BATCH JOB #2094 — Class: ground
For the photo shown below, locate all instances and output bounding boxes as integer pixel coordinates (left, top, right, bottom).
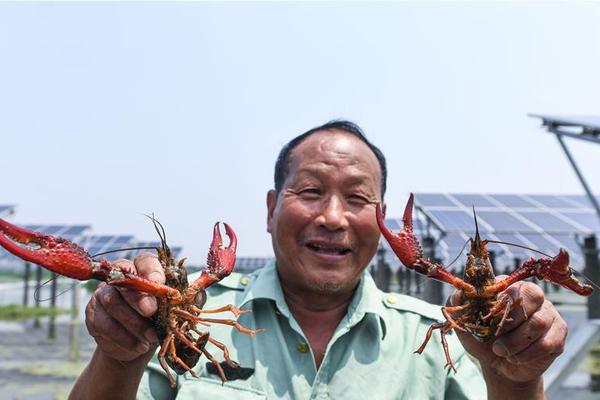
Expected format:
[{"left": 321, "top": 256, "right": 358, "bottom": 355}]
[{"left": 0, "top": 317, "right": 95, "bottom": 400}]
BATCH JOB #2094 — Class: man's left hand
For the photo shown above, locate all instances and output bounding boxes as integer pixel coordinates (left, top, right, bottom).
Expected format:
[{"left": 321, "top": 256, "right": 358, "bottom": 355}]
[{"left": 453, "top": 280, "right": 567, "bottom": 384}]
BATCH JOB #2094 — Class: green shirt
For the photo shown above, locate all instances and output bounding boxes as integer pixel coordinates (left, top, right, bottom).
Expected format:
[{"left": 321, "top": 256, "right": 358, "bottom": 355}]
[{"left": 138, "top": 261, "right": 486, "bottom": 400}]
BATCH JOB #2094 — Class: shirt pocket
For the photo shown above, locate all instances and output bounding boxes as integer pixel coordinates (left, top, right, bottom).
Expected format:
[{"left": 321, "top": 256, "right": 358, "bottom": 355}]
[{"left": 177, "top": 376, "right": 266, "bottom": 400}]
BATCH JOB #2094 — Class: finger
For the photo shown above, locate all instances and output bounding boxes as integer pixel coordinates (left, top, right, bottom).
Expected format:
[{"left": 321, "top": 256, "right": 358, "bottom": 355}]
[
  {"left": 94, "top": 335, "right": 151, "bottom": 362},
  {"left": 498, "top": 302, "right": 566, "bottom": 363},
  {"left": 134, "top": 253, "right": 165, "bottom": 283},
  {"left": 494, "top": 281, "right": 545, "bottom": 334},
  {"left": 86, "top": 288, "right": 150, "bottom": 353},
  {"left": 510, "top": 322, "right": 565, "bottom": 365},
  {"left": 114, "top": 255, "right": 164, "bottom": 317},
  {"left": 95, "top": 283, "right": 158, "bottom": 344}
]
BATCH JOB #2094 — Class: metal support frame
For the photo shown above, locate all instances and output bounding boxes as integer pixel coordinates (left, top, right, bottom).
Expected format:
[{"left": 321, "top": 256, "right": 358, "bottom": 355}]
[
  {"left": 530, "top": 114, "right": 600, "bottom": 227},
  {"left": 552, "top": 129, "right": 600, "bottom": 226}
]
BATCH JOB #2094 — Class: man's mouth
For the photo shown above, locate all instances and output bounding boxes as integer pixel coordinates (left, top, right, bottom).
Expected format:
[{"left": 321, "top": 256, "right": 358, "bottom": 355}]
[{"left": 305, "top": 242, "right": 352, "bottom": 256}]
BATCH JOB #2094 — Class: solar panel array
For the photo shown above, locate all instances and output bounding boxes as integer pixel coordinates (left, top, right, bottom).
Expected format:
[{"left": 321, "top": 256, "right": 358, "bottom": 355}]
[{"left": 381, "top": 193, "right": 600, "bottom": 273}]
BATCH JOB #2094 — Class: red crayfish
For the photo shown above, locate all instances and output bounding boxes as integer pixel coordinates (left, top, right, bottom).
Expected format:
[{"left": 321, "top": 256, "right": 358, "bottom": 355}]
[
  {"left": 376, "top": 193, "right": 593, "bottom": 370},
  {"left": 0, "top": 216, "right": 262, "bottom": 387}
]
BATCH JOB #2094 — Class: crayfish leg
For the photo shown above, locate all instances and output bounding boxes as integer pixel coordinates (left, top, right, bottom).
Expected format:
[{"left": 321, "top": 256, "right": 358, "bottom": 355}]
[
  {"left": 415, "top": 318, "right": 458, "bottom": 372},
  {"left": 168, "top": 335, "right": 199, "bottom": 378},
  {"left": 158, "top": 334, "right": 177, "bottom": 388},
  {"left": 197, "top": 317, "right": 265, "bottom": 336},
  {"left": 208, "top": 336, "right": 239, "bottom": 368},
  {"left": 439, "top": 324, "right": 457, "bottom": 372},
  {"left": 201, "top": 348, "right": 227, "bottom": 384},
  {"left": 484, "top": 293, "right": 525, "bottom": 336},
  {"left": 190, "top": 304, "right": 252, "bottom": 318}
]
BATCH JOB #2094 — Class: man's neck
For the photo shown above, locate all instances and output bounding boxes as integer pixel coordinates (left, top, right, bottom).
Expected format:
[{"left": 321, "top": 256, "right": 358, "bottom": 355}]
[{"left": 280, "top": 284, "right": 356, "bottom": 369}]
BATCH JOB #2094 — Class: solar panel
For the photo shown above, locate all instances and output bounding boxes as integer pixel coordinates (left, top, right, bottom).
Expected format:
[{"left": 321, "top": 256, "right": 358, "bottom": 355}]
[
  {"left": 559, "top": 212, "right": 600, "bottom": 232},
  {"left": 451, "top": 194, "right": 497, "bottom": 208},
  {"left": 489, "top": 194, "right": 535, "bottom": 208},
  {"left": 525, "top": 195, "right": 578, "bottom": 209},
  {"left": 562, "top": 195, "right": 593, "bottom": 208},
  {"left": 428, "top": 210, "right": 491, "bottom": 232},
  {"left": 85, "top": 235, "right": 136, "bottom": 262},
  {"left": 415, "top": 193, "right": 455, "bottom": 207},
  {"left": 516, "top": 212, "right": 580, "bottom": 232},
  {"left": 476, "top": 211, "right": 533, "bottom": 232}
]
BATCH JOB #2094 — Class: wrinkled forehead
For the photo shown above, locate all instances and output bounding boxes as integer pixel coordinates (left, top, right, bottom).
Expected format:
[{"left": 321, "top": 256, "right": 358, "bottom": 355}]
[{"left": 288, "top": 130, "right": 381, "bottom": 180}]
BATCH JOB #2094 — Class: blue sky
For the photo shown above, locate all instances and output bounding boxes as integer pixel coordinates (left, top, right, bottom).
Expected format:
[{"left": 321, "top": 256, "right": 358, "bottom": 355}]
[{"left": 1, "top": 2, "right": 599, "bottom": 263}]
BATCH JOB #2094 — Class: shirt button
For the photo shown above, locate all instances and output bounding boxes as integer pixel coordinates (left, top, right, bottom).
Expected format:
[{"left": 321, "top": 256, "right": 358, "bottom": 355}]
[
  {"left": 386, "top": 295, "right": 397, "bottom": 304},
  {"left": 296, "top": 342, "right": 309, "bottom": 353},
  {"left": 240, "top": 276, "right": 250, "bottom": 286}
]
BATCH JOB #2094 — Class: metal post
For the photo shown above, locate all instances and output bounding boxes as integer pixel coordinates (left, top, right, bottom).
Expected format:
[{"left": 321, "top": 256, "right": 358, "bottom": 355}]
[
  {"left": 48, "top": 272, "right": 57, "bottom": 340},
  {"left": 554, "top": 133, "right": 600, "bottom": 227},
  {"left": 422, "top": 237, "right": 444, "bottom": 304},
  {"left": 22, "top": 262, "right": 30, "bottom": 307},
  {"left": 583, "top": 235, "right": 600, "bottom": 319},
  {"left": 414, "top": 270, "right": 422, "bottom": 295},
  {"left": 397, "top": 268, "right": 405, "bottom": 293},
  {"left": 34, "top": 265, "right": 42, "bottom": 328},
  {"left": 69, "top": 281, "right": 80, "bottom": 362}
]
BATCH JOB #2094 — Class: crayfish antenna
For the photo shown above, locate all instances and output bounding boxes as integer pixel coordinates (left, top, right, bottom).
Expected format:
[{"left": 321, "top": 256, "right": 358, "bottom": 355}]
[{"left": 470, "top": 206, "right": 487, "bottom": 257}]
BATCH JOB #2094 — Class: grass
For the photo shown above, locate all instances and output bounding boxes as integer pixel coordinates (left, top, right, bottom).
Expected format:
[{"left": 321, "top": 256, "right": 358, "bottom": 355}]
[
  {"left": 581, "top": 344, "right": 600, "bottom": 375},
  {"left": 21, "top": 361, "right": 86, "bottom": 379},
  {"left": 0, "top": 304, "right": 70, "bottom": 321}
]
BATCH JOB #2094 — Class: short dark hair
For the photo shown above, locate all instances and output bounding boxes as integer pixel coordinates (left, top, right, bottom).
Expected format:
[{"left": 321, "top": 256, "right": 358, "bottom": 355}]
[{"left": 274, "top": 120, "right": 387, "bottom": 197}]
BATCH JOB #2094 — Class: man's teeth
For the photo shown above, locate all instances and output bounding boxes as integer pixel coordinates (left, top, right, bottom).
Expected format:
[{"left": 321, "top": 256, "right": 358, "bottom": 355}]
[{"left": 308, "top": 244, "right": 349, "bottom": 254}]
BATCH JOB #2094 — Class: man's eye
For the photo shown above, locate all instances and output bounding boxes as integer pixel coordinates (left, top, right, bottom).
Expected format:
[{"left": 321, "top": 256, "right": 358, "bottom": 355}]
[
  {"left": 348, "top": 194, "right": 369, "bottom": 204},
  {"left": 299, "top": 188, "right": 321, "bottom": 197}
]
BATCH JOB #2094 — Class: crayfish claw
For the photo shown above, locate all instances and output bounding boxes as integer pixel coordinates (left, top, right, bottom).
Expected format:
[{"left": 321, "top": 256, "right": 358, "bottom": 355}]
[
  {"left": 189, "top": 222, "right": 238, "bottom": 291},
  {"left": 376, "top": 194, "right": 423, "bottom": 267},
  {"left": 538, "top": 249, "right": 593, "bottom": 296},
  {"left": 207, "top": 222, "right": 237, "bottom": 278},
  {"left": 0, "top": 218, "right": 95, "bottom": 281}
]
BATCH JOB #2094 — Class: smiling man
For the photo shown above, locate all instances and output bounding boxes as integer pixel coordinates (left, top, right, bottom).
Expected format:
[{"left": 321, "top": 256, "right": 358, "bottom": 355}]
[{"left": 70, "top": 121, "right": 566, "bottom": 399}]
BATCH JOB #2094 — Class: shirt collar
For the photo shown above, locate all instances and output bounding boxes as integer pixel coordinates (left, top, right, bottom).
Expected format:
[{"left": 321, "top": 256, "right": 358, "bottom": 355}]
[{"left": 239, "top": 260, "right": 388, "bottom": 340}]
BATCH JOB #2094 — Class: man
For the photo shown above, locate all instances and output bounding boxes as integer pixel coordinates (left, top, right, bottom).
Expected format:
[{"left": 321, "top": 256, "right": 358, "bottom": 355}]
[{"left": 70, "top": 121, "right": 567, "bottom": 399}]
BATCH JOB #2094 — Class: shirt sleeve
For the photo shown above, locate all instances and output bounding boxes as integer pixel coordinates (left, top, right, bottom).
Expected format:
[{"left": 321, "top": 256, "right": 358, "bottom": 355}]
[
  {"left": 444, "top": 352, "right": 487, "bottom": 400},
  {"left": 136, "top": 362, "right": 177, "bottom": 400}
]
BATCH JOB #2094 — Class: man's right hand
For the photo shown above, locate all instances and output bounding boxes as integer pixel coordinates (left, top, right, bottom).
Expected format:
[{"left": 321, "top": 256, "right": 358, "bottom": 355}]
[{"left": 85, "top": 253, "right": 164, "bottom": 361}]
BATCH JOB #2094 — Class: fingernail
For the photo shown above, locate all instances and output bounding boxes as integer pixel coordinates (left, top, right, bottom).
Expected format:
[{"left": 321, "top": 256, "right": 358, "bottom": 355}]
[{"left": 493, "top": 341, "right": 509, "bottom": 357}]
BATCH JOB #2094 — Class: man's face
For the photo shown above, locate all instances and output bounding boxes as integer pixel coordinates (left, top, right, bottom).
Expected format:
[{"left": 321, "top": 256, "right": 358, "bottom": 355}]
[{"left": 267, "top": 130, "right": 385, "bottom": 296}]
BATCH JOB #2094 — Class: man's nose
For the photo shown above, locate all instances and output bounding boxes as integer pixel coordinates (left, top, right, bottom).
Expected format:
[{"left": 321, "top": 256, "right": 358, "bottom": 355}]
[{"left": 315, "top": 196, "right": 349, "bottom": 231}]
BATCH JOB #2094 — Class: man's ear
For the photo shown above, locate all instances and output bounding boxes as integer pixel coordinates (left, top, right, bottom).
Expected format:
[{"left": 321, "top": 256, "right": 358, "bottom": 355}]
[{"left": 266, "top": 190, "right": 277, "bottom": 233}]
